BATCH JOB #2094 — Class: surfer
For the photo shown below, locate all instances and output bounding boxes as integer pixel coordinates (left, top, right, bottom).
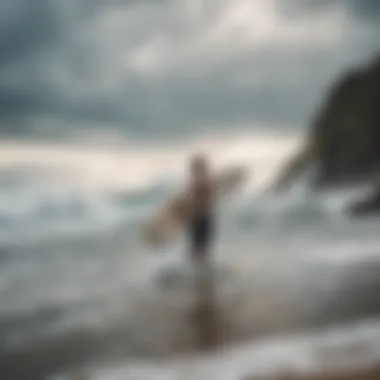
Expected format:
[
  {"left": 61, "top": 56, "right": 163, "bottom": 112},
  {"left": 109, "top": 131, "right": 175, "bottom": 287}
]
[
  {"left": 187, "top": 154, "right": 215, "bottom": 267},
  {"left": 186, "top": 154, "right": 220, "bottom": 349}
]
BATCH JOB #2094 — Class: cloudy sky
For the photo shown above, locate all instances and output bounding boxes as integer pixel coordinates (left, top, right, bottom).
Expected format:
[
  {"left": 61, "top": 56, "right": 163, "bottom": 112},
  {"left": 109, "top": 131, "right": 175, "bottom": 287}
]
[{"left": 0, "top": 0, "right": 379, "bottom": 139}]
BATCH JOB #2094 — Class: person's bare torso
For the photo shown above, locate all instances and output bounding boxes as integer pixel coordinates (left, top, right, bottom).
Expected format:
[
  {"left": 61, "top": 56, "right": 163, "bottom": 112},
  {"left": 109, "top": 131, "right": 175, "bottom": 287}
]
[{"left": 188, "top": 176, "right": 214, "bottom": 217}]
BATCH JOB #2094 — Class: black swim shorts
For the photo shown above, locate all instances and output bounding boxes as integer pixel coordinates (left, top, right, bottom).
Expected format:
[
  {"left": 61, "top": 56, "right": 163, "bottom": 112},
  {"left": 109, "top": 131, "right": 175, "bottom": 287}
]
[{"left": 189, "top": 214, "right": 213, "bottom": 254}]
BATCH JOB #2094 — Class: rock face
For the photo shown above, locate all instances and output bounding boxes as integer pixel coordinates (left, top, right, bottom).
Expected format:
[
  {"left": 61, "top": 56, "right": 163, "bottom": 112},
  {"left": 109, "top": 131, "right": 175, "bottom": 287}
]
[
  {"left": 272, "top": 54, "right": 380, "bottom": 191},
  {"left": 312, "top": 55, "right": 380, "bottom": 188},
  {"left": 347, "top": 189, "right": 380, "bottom": 217}
]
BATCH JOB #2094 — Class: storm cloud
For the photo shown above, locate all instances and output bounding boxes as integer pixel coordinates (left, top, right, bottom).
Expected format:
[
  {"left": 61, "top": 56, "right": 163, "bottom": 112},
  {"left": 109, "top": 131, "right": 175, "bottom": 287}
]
[{"left": 0, "top": 0, "right": 379, "bottom": 138}]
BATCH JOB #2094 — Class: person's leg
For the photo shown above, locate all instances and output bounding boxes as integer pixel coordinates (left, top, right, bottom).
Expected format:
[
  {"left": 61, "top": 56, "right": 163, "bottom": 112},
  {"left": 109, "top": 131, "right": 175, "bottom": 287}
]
[{"left": 189, "top": 215, "right": 219, "bottom": 348}]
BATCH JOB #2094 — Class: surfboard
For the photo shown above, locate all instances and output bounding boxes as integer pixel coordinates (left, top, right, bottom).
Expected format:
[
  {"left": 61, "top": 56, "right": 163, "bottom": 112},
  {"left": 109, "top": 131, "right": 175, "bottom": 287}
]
[{"left": 142, "top": 165, "right": 247, "bottom": 246}]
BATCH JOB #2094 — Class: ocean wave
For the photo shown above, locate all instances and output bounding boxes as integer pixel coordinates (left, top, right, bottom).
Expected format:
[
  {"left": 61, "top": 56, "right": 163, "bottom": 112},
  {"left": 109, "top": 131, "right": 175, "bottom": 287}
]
[{"left": 0, "top": 132, "right": 379, "bottom": 374}]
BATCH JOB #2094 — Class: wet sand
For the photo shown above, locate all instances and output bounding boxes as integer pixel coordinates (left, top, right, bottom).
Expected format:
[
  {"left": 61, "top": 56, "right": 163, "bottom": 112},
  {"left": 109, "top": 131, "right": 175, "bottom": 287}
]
[
  {"left": 0, "top": 276, "right": 218, "bottom": 380},
  {"left": 0, "top": 332, "right": 107, "bottom": 380},
  {"left": 245, "top": 365, "right": 380, "bottom": 380},
  {"left": 2, "top": 317, "right": 380, "bottom": 380},
  {"left": 3, "top": 258, "right": 380, "bottom": 380}
]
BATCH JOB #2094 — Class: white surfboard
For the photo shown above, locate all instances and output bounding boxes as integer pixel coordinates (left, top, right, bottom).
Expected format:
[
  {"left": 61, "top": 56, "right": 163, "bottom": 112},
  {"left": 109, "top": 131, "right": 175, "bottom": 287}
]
[{"left": 142, "top": 165, "right": 247, "bottom": 246}]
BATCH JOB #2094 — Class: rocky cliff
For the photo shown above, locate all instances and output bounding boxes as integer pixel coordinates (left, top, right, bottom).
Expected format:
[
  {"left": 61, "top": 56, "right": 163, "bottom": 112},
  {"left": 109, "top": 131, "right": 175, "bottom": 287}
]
[{"left": 272, "top": 54, "right": 380, "bottom": 191}]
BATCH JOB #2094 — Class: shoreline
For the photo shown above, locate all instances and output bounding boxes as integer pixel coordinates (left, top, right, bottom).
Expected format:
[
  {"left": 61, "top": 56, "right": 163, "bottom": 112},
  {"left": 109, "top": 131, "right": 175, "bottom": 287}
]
[
  {"left": 3, "top": 320, "right": 380, "bottom": 380},
  {"left": 244, "top": 364, "right": 380, "bottom": 380}
]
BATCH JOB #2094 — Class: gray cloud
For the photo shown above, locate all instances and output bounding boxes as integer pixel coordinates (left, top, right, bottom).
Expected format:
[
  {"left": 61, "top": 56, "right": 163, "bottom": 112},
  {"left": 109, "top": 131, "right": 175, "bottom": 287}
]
[
  {"left": 0, "top": 0, "right": 379, "bottom": 139},
  {"left": 283, "top": 0, "right": 380, "bottom": 19},
  {"left": 0, "top": 0, "right": 58, "bottom": 66},
  {"left": 349, "top": 0, "right": 380, "bottom": 21}
]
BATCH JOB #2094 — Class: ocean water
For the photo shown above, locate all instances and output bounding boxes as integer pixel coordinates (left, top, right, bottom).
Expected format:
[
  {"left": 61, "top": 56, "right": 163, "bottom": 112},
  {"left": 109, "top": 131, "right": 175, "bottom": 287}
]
[{"left": 1, "top": 131, "right": 380, "bottom": 379}]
